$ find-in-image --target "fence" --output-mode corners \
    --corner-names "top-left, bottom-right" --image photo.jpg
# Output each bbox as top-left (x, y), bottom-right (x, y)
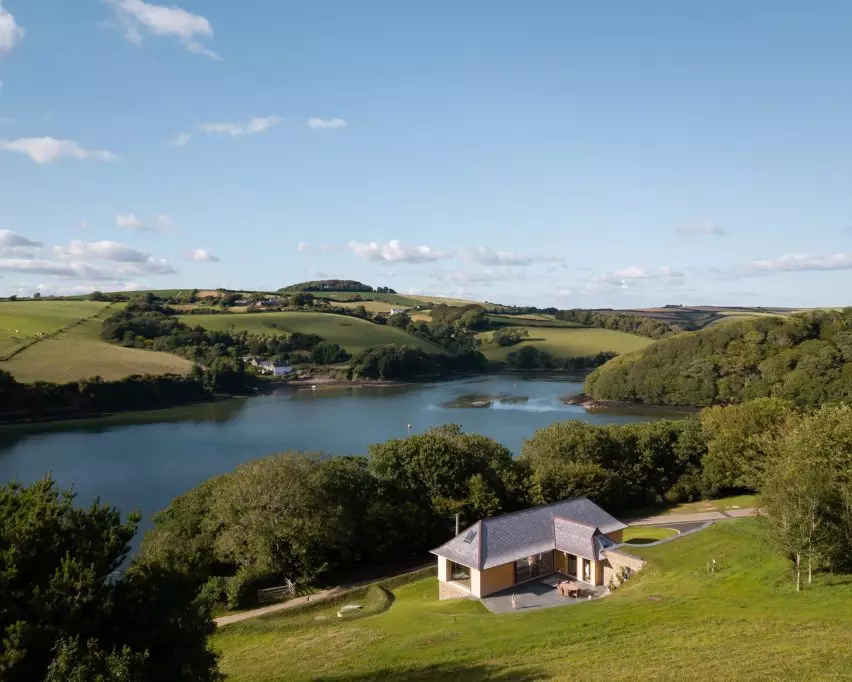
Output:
top-left (257, 578), bottom-right (296, 605)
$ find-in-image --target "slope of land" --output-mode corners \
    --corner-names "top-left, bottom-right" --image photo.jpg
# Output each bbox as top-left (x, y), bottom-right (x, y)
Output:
top-left (478, 326), bottom-right (653, 362)
top-left (586, 310), bottom-right (852, 407)
top-left (3, 311), bottom-right (192, 383)
top-left (0, 300), bottom-right (110, 357)
top-left (214, 519), bottom-right (852, 681)
top-left (180, 312), bottom-right (446, 356)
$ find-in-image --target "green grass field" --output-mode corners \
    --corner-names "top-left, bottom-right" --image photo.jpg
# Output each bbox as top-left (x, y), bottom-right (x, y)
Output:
top-left (0, 300), bottom-right (110, 357)
top-left (2, 311), bottom-right (192, 383)
top-left (622, 526), bottom-right (679, 544)
top-left (478, 326), bottom-right (653, 361)
top-left (214, 519), bottom-right (852, 680)
top-left (180, 312), bottom-right (445, 356)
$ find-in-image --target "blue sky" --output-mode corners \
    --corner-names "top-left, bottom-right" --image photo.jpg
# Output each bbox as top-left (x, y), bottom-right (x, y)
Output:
top-left (1, 1), bottom-right (851, 307)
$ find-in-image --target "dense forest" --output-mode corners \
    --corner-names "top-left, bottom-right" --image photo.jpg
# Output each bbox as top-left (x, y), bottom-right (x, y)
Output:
top-left (586, 310), bottom-right (852, 407)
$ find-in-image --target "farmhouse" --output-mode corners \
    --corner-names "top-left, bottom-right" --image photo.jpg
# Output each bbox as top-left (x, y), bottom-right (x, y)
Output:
top-left (432, 497), bottom-right (643, 600)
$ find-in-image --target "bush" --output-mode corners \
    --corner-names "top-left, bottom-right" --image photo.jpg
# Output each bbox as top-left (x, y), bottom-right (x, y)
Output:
top-left (224, 565), bottom-right (280, 609)
top-left (197, 576), bottom-right (228, 609)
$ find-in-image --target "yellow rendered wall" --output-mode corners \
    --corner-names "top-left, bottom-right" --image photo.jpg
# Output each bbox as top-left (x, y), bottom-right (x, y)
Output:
top-left (475, 562), bottom-right (516, 597)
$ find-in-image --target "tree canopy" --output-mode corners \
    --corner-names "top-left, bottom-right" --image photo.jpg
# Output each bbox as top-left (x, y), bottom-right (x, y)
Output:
top-left (585, 310), bottom-right (852, 407)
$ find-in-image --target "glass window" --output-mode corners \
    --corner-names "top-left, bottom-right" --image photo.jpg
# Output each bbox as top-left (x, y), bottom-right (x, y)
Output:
top-left (583, 559), bottom-right (592, 582)
top-left (567, 554), bottom-right (577, 577)
top-left (450, 562), bottom-right (469, 581)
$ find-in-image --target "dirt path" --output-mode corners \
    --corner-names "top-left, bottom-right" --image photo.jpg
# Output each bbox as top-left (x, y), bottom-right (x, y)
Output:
top-left (628, 507), bottom-right (758, 526)
top-left (214, 587), bottom-right (339, 627)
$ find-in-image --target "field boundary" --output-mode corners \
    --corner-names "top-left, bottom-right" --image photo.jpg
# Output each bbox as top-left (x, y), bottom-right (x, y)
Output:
top-left (0, 303), bottom-right (116, 363)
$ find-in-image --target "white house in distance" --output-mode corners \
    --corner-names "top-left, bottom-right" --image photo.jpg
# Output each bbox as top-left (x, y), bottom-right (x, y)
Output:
top-left (431, 497), bottom-right (645, 600)
top-left (248, 358), bottom-right (293, 376)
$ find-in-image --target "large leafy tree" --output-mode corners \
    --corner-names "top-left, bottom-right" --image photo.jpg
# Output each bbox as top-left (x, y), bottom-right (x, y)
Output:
top-left (0, 477), bottom-right (220, 682)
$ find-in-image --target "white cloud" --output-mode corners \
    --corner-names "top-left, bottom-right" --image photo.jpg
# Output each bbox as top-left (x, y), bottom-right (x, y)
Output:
top-left (116, 213), bottom-right (145, 230)
top-left (0, 259), bottom-right (108, 279)
top-left (156, 213), bottom-right (172, 227)
top-left (0, 5), bottom-right (25, 55)
top-left (460, 247), bottom-right (534, 266)
top-left (433, 268), bottom-right (527, 286)
top-left (106, 0), bottom-right (221, 61)
top-left (676, 223), bottom-right (728, 236)
top-left (749, 253), bottom-right (852, 273)
top-left (0, 229), bottom-right (42, 255)
top-left (169, 132), bottom-right (191, 147)
top-left (348, 239), bottom-right (449, 264)
top-left (200, 116), bottom-right (281, 137)
top-left (53, 240), bottom-right (152, 263)
top-left (308, 117), bottom-right (347, 129)
top-left (297, 241), bottom-right (310, 253)
top-left (0, 137), bottom-right (119, 164)
top-left (186, 248), bottom-right (219, 262)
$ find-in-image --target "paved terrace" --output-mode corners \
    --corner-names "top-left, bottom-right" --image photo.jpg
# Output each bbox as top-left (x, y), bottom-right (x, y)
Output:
top-left (482, 577), bottom-right (608, 614)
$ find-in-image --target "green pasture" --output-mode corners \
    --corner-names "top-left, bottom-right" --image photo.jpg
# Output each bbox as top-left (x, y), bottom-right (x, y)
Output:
top-left (180, 312), bottom-right (445, 355)
top-left (622, 526), bottom-right (679, 544)
top-left (0, 300), bottom-right (110, 357)
top-left (478, 326), bottom-right (653, 361)
top-left (215, 519), bottom-right (852, 680)
top-left (2, 311), bottom-right (192, 383)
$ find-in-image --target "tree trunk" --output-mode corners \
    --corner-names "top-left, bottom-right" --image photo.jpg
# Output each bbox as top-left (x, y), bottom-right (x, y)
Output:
top-left (808, 554), bottom-right (813, 584)
top-left (796, 552), bottom-right (802, 592)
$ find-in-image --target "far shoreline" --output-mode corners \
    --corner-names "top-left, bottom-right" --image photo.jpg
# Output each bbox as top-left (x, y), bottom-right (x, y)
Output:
top-left (561, 393), bottom-right (701, 415)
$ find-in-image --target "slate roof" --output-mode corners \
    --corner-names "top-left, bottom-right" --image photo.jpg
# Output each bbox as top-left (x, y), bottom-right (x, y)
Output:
top-left (431, 497), bottom-right (627, 570)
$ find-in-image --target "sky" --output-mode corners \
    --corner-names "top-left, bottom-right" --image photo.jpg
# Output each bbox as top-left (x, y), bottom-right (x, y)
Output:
top-left (1, 1), bottom-right (852, 308)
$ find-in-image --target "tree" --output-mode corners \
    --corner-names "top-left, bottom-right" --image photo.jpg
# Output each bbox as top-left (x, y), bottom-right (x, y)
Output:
top-left (387, 312), bottom-right (411, 329)
top-left (32, 292), bottom-right (41, 300)
top-left (492, 327), bottom-right (530, 347)
top-left (0, 477), bottom-right (220, 681)
top-left (311, 342), bottom-right (350, 365)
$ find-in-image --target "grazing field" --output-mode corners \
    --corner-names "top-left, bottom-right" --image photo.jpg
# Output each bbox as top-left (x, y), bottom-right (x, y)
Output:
top-left (306, 292), bottom-right (425, 307)
top-left (180, 312), bottom-right (445, 355)
top-left (333, 300), bottom-right (402, 314)
top-left (2, 312), bottom-right (192, 383)
top-left (0, 300), bottom-right (110, 358)
top-left (478, 326), bottom-right (653, 361)
top-left (488, 314), bottom-right (581, 328)
top-left (214, 519), bottom-right (852, 681)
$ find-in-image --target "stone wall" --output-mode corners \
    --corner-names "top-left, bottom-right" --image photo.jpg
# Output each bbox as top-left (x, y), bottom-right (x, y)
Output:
top-left (602, 550), bottom-right (646, 587)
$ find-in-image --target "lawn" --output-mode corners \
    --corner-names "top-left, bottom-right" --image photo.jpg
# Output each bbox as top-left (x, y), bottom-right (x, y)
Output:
top-left (0, 300), bottom-right (110, 357)
top-left (3, 311), bottom-right (192, 383)
top-left (622, 526), bottom-right (679, 544)
top-left (214, 519), bottom-right (852, 680)
top-left (180, 312), bottom-right (445, 356)
top-left (478, 326), bottom-right (653, 361)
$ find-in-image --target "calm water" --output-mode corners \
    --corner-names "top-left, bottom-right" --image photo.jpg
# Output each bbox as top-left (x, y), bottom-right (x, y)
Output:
top-left (0, 376), bottom-right (667, 536)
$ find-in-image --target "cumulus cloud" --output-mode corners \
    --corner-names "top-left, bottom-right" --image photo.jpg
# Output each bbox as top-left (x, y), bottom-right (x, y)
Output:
top-left (676, 223), bottom-right (728, 236)
top-left (186, 248), bottom-right (219, 262)
top-left (0, 259), bottom-right (107, 279)
top-left (106, 0), bottom-right (221, 60)
top-left (53, 240), bottom-right (152, 263)
top-left (749, 253), bottom-right (852, 273)
top-left (200, 116), bottom-right (281, 137)
top-left (588, 265), bottom-right (684, 291)
top-left (308, 117), bottom-right (347, 129)
top-left (0, 4), bottom-right (25, 55)
top-left (0, 137), bottom-right (119, 164)
top-left (115, 213), bottom-right (171, 232)
top-left (0, 229), bottom-right (42, 255)
top-left (348, 239), bottom-right (449, 264)
top-left (169, 132), bottom-right (191, 147)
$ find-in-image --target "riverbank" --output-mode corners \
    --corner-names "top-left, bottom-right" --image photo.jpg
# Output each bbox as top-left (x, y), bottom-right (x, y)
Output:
top-left (561, 393), bottom-right (701, 415)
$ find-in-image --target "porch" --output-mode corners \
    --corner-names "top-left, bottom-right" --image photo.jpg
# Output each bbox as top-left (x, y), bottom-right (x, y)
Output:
top-left (481, 575), bottom-right (608, 614)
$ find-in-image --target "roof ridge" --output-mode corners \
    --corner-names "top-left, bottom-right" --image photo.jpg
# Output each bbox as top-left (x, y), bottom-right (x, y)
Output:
top-left (479, 496), bottom-right (585, 526)
top-left (553, 515), bottom-right (599, 530)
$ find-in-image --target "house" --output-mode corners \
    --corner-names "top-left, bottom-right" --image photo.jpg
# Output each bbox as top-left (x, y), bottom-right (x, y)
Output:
top-left (431, 497), bottom-right (644, 600)
top-left (389, 308), bottom-right (406, 315)
top-left (250, 358), bottom-right (293, 376)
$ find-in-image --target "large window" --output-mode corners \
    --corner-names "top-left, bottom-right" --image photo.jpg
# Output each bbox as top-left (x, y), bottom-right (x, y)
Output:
top-left (582, 558), bottom-right (592, 582)
top-left (567, 553), bottom-right (578, 577)
top-left (449, 561), bottom-right (470, 588)
top-left (515, 552), bottom-right (554, 583)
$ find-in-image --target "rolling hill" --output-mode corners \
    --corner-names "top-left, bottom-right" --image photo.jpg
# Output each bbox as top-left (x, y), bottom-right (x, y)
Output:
top-left (477, 326), bottom-right (654, 362)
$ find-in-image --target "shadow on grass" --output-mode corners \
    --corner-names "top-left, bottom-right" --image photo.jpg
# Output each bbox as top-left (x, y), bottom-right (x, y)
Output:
top-left (315, 662), bottom-right (544, 681)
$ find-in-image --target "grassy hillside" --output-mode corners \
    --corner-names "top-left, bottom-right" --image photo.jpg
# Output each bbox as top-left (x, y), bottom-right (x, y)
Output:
top-left (478, 326), bottom-right (653, 362)
top-left (586, 310), bottom-right (852, 407)
top-left (2, 309), bottom-right (192, 383)
top-left (214, 519), bottom-right (852, 680)
top-left (180, 312), bottom-right (445, 356)
top-left (0, 300), bottom-right (110, 357)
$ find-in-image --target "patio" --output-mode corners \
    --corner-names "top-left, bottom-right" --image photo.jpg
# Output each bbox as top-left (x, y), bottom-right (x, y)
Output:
top-left (480, 575), bottom-right (608, 614)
